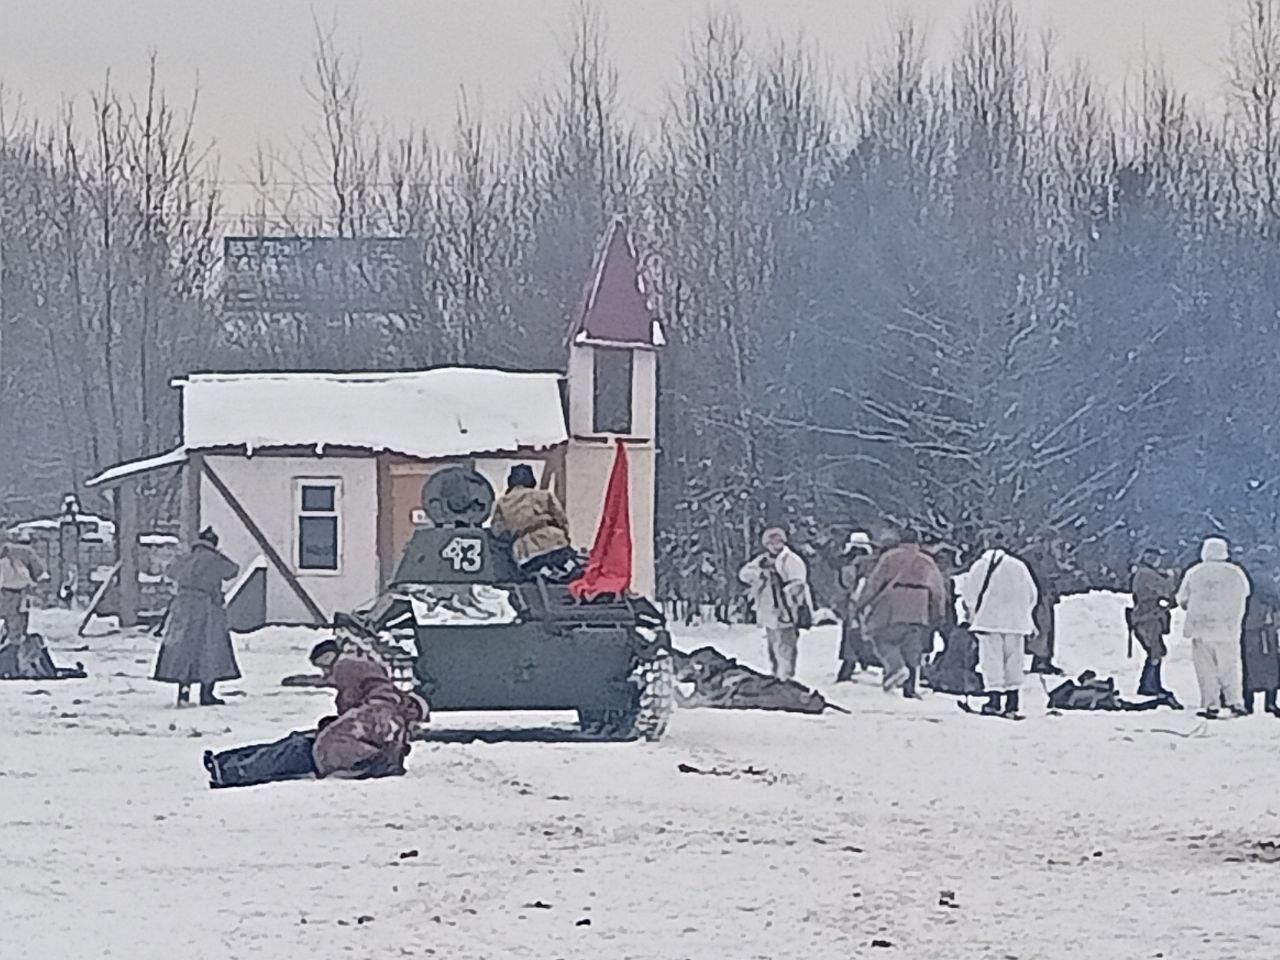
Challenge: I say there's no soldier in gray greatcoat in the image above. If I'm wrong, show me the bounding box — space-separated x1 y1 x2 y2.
154 527 241 706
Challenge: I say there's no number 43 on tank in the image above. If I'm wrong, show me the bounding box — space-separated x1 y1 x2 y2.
441 537 484 572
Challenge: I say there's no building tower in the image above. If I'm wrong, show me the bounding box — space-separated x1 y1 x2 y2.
563 219 663 597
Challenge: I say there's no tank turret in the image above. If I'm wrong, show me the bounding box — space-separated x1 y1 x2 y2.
389 467 522 584
422 467 494 529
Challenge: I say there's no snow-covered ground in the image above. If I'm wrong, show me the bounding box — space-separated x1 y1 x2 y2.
3 594 1280 960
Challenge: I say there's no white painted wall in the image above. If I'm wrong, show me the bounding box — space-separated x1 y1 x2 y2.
565 442 656 597
564 340 658 597
199 454 380 623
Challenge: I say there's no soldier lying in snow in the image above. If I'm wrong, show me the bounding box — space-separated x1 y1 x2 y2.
203 641 427 789
0 633 86 681
672 646 827 714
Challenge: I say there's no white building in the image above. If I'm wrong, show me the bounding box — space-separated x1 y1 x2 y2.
86 220 662 628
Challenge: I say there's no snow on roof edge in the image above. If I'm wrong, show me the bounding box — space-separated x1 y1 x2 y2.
85 447 188 488
182 440 567 460
171 366 565 388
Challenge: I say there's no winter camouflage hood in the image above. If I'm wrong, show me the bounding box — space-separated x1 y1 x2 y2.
1201 538 1231 563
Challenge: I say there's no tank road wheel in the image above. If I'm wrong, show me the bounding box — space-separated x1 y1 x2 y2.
629 650 675 742
575 651 675 742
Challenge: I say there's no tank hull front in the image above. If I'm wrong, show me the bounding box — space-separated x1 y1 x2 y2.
411 622 637 712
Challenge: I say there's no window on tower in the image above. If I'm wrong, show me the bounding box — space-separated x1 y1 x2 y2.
593 347 634 435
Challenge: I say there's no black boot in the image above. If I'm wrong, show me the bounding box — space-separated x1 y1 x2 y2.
1244 691 1257 716
1030 656 1063 676
177 684 191 706
199 682 225 707
203 750 223 787
836 659 856 683
981 692 1002 715
1266 690 1280 717
1003 690 1021 717
1151 663 1183 707
1154 662 1172 695
902 669 921 699
1137 661 1160 697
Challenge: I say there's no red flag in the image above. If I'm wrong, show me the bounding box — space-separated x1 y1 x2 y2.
569 440 632 599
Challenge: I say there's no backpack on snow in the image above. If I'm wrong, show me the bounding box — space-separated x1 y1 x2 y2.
1048 675 1124 711
921 622 985 695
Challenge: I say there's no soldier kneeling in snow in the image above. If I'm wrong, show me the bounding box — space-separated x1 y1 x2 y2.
203 643 426 788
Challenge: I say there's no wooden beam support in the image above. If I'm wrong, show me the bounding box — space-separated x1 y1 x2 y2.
77 561 121 637
375 454 394 588
199 460 329 627
116 481 140 629
180 453 202 545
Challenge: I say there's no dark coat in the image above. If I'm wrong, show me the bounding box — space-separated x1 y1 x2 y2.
154 543 241 685
836 551 876 619
1130 564 1176 627
312 680 414 778
1242 584 1280 693
858 545 947 631
326 655 392 715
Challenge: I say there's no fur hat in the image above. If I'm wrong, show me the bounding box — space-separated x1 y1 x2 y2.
507 464 536 489
308 639 341 664
197 526 219 547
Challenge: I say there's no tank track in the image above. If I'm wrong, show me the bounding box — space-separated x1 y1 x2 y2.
578 651 675 742
629 650 675 742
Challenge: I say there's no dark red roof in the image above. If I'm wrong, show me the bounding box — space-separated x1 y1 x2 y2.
578 220 656 345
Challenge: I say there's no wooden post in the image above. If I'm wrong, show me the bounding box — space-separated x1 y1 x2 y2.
375 454 392 588
116 480 140 629
180 453 201 545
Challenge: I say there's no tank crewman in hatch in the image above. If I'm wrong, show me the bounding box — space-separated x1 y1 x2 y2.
490 464 581 582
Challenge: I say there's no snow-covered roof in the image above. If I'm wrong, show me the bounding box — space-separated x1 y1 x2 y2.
9 512 114 533
174 368 568 460
85 447 188 488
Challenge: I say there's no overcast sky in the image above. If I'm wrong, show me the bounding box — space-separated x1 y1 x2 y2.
0 0 1239 212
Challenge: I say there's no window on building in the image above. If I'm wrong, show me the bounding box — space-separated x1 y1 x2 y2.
297 480 339 571
592 347 633 435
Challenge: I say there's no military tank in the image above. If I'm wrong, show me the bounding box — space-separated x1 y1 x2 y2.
336 466 674 742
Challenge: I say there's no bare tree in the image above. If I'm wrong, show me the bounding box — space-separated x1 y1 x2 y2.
1226 0 1280 229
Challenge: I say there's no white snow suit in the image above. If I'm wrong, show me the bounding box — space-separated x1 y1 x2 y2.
958 549 1039 693
1177 537 1250 711
740 547 811 681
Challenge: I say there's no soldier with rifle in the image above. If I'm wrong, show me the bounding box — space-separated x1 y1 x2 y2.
1128 547 1181 707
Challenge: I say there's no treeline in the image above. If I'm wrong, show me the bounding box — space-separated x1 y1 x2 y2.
4 1 1280 600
